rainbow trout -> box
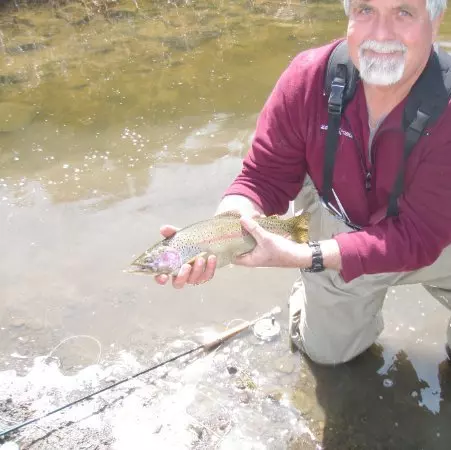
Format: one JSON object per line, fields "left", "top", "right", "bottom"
{"left": 128, "top": 211, "right": 310, "bottom": 275}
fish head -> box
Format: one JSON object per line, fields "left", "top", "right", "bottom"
{"left": 127, "top": 245, "right": 182, "bottom": 275}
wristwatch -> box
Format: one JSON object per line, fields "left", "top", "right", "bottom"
{"left": 303, "top": 241, "right": 325, "bottom": 273}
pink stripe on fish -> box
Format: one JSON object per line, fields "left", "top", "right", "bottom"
{"left": 199, "top": 231, "right": 246, "bottom": 245}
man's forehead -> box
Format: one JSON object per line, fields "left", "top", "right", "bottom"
{"left": 350, "top": 0, "right": 426, "bottom": 7}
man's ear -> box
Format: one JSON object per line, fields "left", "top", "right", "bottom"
{"left": 432, "top": 12, "right": 444, "bottom": 40}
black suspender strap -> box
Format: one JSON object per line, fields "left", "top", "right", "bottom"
{"left": 322, "top": 42, "right": 451, "bottom": 222}
{"left": 386, "top": 49, "right": 451, "bottom": 217}
{"left": 386, "top": 110, "right": 430, "bottom": 217}
{"left": 322, "top": 41, "right": 358, "bottom": 206}
{"left": 323, "top": 66, "right": 346, "bottom": 206}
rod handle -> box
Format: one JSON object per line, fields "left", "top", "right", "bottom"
{"left": 203, "top": 320, "right": 252, "bottom": 351}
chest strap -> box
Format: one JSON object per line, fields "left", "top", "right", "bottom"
{"left": 323, "top": 41, "right": 451, "bottom": 221}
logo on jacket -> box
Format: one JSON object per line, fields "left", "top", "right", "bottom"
{"left": 320, "top": 124, "right": 353, "bottom": 139}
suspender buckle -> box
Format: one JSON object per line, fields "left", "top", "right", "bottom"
{"left": 328, "top": 79, "right": 345, "bottom": 115}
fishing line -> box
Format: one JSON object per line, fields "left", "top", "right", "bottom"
{"left": 0, "top": 345, "right": 202, "bottom": 441}
{"left": 44, "top": 334, "right": 103, "bottom": 366}
{"left": 0, "top": 306, "right": 281, "bottom": 441}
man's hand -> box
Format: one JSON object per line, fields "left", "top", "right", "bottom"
{"left": 154, "top": 225, "right": 217, "bottom": 289}
{"left": 236, "top": 216, "right": 343, "bottom": 271}
{"left": 235, "top": 216, "right": 311, "bottom": 268}
{"left": 154, "top": 196, "right": 268, "bottom": 288}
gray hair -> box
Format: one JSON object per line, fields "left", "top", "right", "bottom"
{"left": 342, "top": 0, "right": 447, "bottom": 21}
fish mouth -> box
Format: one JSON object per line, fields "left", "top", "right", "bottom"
{"left": 123, "top": 264, "right": 155, "bottom": 275}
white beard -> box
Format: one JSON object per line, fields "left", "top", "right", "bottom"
{"left": 358, "top": 40, "right": 407, "bottom": 86}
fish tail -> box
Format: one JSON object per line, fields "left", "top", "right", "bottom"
{"left": 287, "top": 212, "right": 310, "bottom": 243}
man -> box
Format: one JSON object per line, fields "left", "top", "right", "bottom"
{"left": 156, "top": 0, "right": 451, "bottom": 365}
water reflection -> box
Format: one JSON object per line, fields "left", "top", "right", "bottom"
{"left": 0, "top": 0, "right": 346, "bottom": 132}
{"left": 291, "top": 345, "right": 451, "bottom": 449}
{"left": 0, "top": 112, "right": 255, "bottom": 205}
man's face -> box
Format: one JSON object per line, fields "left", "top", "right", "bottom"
{"left": 347, "top": 0, "right": 442, "bottom": 86}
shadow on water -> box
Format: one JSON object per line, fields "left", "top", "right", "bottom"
{"left": 288, "top": 284, "right": 451, "bottom": 449}
{"left": 290, "top": 343, "right": 451, "bottom": 449}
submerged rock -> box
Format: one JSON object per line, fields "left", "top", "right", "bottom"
{"left": 103, "top": 9, "right": 137, "bottom": 21}
{"left": 0, "top": 74, "right": 26, "bottom": 85}
{"left": 55, "top": 4, "right": 93, "bottom": 25}
{"left": 0, "top": 102, "right": 36, "bottom": 132}
{"left": 5, "top": 42, "right": 46, "bottom": 55}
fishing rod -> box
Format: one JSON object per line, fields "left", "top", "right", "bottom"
{"left": 0, "top": 306, "right": 281, "bottom": 440}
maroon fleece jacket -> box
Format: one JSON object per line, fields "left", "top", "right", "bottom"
{"left": 223, "top": 40, "right": 451, "bottom": 282}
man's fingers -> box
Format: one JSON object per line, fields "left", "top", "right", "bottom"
{"left": 155, "top": 274, "right": 169, "bottom": 285}
{"left": 172, "top": 263, "right": 192, "bottom": 289}
{"left": 204, "top": 255, "right": 217, "bottom": 279}
{"left": 187, "top": 258, "right": 206, "bottom": 284}
{"left": 187, "top": 255, "right": 217, "bottom": 285}
{"left": 157, "top": 255, "right": 217, "bottom": 288}
{"left": 234, "top": 252, "right": 252, "bottom": 267}
{"left": 240, "top": 216, "right": 268, "bottom": 244}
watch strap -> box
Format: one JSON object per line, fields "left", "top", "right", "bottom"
{"left": 303, "top": 241, "right": 325, "bottom": 273}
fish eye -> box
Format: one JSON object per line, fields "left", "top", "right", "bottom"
{"left": 143, "top": 256, "right": 154, "bottom": 265}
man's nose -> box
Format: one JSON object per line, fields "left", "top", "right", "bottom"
{"left": 371, "top": 14, "right": 397, "bottom": 42}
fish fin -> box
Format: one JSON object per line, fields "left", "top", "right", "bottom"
{"left": 293, "top": 208, "right": 305, "bottom": 217}
{"left": 186, "top": 252, "right": 208, "bottom": 265}
{"left": 215, "top": 211, "right": 242, "bottom": 218}
{"left": 287, "top": 212, "right": 311, "bottom": 243}
{"left": 214, "top": 252, "right": 232, "bottom": 269}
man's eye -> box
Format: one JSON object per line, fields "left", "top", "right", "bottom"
{"left": 357, "top": 6, "right": 373, "bottom": 15}
{"left": 398, "top": 9, "right": 413, "bottom": 17}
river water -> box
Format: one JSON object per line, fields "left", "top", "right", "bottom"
{"left": 1, "top": 1, "right": 451, "bottom": 449}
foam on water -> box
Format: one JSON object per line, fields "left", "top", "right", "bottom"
{"left": 0, "top": 337, "right": 313, "bottom": 449}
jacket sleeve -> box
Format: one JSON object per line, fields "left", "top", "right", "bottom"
{"left": 223, "top": 60, "right": 308, "bottom": 215}
{"left": 335, "top": 137, "right": 451, "bottom": 282}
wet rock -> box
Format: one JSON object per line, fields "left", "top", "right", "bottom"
{"left": 104, "top": 10, "right": 137, "bottom": 21}
{"left": 55, "top": 5, "right": 93, "bottom": 26}
{"left": 272, "top": 355, "right": 295, "bottom": 374}
{"left": 72, "top": 16, "right": 91, "bottom": 26}
{"left": 292, "top": 389, "right": 316, "bottom": 415}
{"left": 265, "top": 389, "right": 283, "bottom": 403}
{"left": 10, "top": 317, "right": 25, "bottom": 328}
{"left": 234, "top": 371, "right": 257, "bottom": 390}
{"left": 159, "top": 29, "right": 221, "bottom": 52}
{"left": 0, "top": 102, "right": 36, "bottom": 132}
{"left": 26, "top": 319, "right": 44, "bottom": 331}
{"left": 239, "top": 391, "right": 251, "bottom": 404}
{"left": 274, "top": 6, "right": 298, "bottom": 21}
{"left": 215, "top": 415, "right": 230, "bottom": 431}
{"left": 160, "top": 36, "right": 196, "bottom": 51}
{"left": 0, "top": 74, "right": 25, "bottom": 85}
{"left": 199, "top": 29, "right": 222, "bottom": 42}
{"left": 6, "top": 42, "right": 46, "bottom": 55}
{"left": 12, "top": 17, "right": 35, "bottom": 28}
{"left": 189, "top": 424, "right": 204, "bottom": 440}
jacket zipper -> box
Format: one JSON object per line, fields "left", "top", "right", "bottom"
{"left": 344, "top": 115, "right": 402, "bottom": 192}
{"left": 343, "top": 115, "right": 372, "bottom": 191}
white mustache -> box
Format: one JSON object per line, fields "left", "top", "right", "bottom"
{"left": 360, "top": 40, "right": 407, "bottom": 53}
